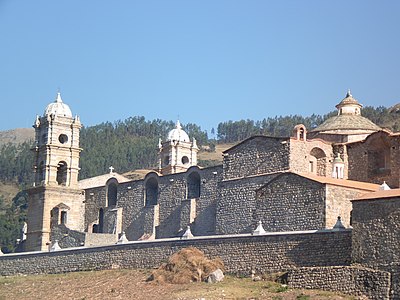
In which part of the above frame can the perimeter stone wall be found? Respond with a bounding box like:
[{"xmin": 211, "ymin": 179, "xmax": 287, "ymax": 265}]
[
  {"xmin": 0, "ymin": 230, "xmax": 351, "ymax": 277},
  {"xmin": 352, "ymin": 197, "xmax": 400, "ymax": 299},
  {"xmin": 288, "ymin": 266, "xmax": 391, "ymax": 300}
]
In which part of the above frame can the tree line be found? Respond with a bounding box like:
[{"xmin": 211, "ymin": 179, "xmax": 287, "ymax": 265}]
[{"xmin": 0, "ymin": 106, "xmax": 399, "ymax": 183}]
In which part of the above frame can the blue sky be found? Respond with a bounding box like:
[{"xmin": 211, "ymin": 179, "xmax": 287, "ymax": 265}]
[{"xmin": 0, "ymin": 1, "xmax": 399, "ymax": 134}]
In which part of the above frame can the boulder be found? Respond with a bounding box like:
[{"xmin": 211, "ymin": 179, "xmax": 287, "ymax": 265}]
[{"xmin": 207, "ymin": 268, "xmax": 224, "ymax": 283}]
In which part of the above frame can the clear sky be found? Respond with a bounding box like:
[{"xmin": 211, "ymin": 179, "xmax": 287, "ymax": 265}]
[{"xmin": 0, "ymin": 1, "xmax": 399, "ymax": 134}]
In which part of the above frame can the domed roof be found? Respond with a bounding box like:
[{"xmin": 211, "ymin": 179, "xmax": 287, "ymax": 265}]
[
  {"xmin": 167, "ymin": 120, "xmax": 190, "ymax": 142},
  {"xmin": 311, "ymin": 114, "xmax": 381, "ymax": 133},
  {"xmin": 311, "ymin": 91, "xmax": 381, "ymax": 134},
  {"xmin": 44, "ymin": 92, "xmax": 73, "ymax": 118}
]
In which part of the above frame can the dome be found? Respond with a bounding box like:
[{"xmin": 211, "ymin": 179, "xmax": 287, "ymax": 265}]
[
  {"xmin": 311, "ymin": 90, "xmax": 381, "ymax": 134},
  {"xmin": 167, "ymin": 120, "xmax": 190, "ymax": 142},
  {"xmin": 44, "ymin": 92, "xmax": 73, "ymax": 118},
  {"xmin": 311, "ymin": 114, "xmax": 381, "ymax": 133}
]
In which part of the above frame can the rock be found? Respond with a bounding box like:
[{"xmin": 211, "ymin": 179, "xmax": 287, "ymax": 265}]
[{"xmin": 207, "ymin": 269, "xmax": 224, "ymax": 283}]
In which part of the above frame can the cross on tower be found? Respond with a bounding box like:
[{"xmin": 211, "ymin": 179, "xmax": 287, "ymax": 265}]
[{"xmin": 109, "ymin": 166, "xmax": 114, "ymax": 174}]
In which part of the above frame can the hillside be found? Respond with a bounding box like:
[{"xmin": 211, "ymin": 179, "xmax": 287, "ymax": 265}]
[{"xmin": 0, "ymin": 128, "xmax": 34, "ymax": 146}]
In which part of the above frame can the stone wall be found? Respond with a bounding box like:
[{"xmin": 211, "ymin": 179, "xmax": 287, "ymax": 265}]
[
  {"xmin": 222, "ymin": 136, "xmax": 290, "ymax": 180},
  {"xmin": 288, "ymin": 266, "xmax": 391, "ymax": 300},
  {"xmin": 289, "ymin": 138, "xmax": 334, "ymax": 177},
  {"xmin": 217, "ymin": 174, "xmax": 278, "ymax": 234},
  {"xmin": 254, "ymin": 173, "xmax": 326, "ymax": 232},
  {"xmin": 85, "ymin": 166, "xmax": 222, "ymax": 241},
  {"xmin": 347, "ymin": 132, "xmax": 400, "ymax": 188},
  {"xmin": 325, "ymin": 185, "xmax": 365, "ymax": 228},
  {"xmin": 352, "ymin": 197, "xmax": 400, "ymax": 299},
  {"xmin": 51, "ymin": 225, "xmax": 85, "ymax": 248},
  {"xmin": 0, "ymin": 230, "xmax": 351, "ymax": 277}
]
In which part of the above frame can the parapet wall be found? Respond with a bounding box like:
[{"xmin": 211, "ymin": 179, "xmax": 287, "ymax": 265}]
[{"xmin": 0, "ymin": 230, "xmax": 351, "ymax": 276}]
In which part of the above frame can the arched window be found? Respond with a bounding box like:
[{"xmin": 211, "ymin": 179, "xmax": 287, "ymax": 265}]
[
  {"xmin": 107, "ymin": 180, "xmax": 118, "ymax": 207},
  {"xmin": 145, "ymin": 177, "xmax": 158, "ymax": 206},
  {"xmin": 309, "ymin": 148, "xmax": 327, "ymax": 176},
  {"xmin": 187, "ymin": 172, "xmax": 201, "ymax": 199},
  {"xmin": 56, "ymin": 161, "xmax": 68, "ymax": 185}
]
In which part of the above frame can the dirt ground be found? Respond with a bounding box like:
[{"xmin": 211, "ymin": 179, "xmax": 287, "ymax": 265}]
[{"xmin": 0, "ymin": 269, "xmax": 355, "ymax": 300}]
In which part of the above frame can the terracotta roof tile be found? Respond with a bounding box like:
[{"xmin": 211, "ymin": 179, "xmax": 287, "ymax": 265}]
[
  {"xmin": 293, "ymin": 172, "xmax": 380, "ymax": 191},
  {"xmin": 353, "ymin": 189, "xmax": 400, "ymax": 201}
]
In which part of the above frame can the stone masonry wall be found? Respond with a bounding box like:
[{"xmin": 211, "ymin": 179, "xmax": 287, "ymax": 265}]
[
  {"xmin": 85, "ymin": 166, "xmax": 222, "ymax": 241},
  {"xmin": 352, "ymin": 197, "xmax": 400, "ymax": 299},
  {"xmin": 0, "ymin": 230, "xmax": 351, "ymax": 277},
  {"xmin": 217, "ymin": 174, "xmax": 278, "ymax": 234},
  {"xmin": 288, "ymin": 266, "xmax": 391, "ymax": 300},
  {"xmin": 347, "ymin": 132, "xmax": 400, "ymax": 188},
  {"xmin": 325, "ymin": 185, "xmax": 365, "ymax": 228},
  {"xmin": 222, "ymin": 136, "xmax": 290, "ymax": 181},
  {"xmin": 289, "ymin": 138, "xmax": 334, "ymax": 177},
  {"xmin": 254, "ymin": 173, "xmax": 326, "ymax": 232}
]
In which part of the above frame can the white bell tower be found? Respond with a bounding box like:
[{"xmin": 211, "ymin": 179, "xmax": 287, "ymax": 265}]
[{"xmin": 158, "ymin": 121, "xmax": 199, "ymax": 175}]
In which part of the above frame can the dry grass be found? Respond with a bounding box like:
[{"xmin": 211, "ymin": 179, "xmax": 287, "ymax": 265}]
[
  {"xmin": 0, "ymin": 269, "xmax": 356, "ymax": 300},
  {"xmin": 148, "ymin": 247, "xmax": 224, "ymax": 284},
  {"xmin": 198, "ymin": 143, "xmax": 235, "ymax": 162}
]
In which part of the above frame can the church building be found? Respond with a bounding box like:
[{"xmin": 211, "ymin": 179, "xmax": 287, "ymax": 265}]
[{"xmin": 25, "ymin": 91, "xmax": 394, "ymax": 251}]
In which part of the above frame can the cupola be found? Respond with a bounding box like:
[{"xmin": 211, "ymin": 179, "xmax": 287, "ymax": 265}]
[
  {"xmin": 44, "ymin": 92, "xmax": 73, "ymax": 118},
  {"xmin": 167, "ymin": 120, "xmax": 190, "ymax": 143}
]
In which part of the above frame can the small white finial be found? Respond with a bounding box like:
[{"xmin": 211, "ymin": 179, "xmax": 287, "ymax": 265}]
[
  {"xmin": 109, "ymin": 166, "xmax": 115, "ymax": 174},
  {"xmin": 379, "ymin": 181, "xmax": 391, "ymax": 191},
  {"xmin": 49, "ymin": 240, "xmax": 61, "ymax": 252},
  {"xmin": 192, "ymin": 137, "xmax": 198, "ymax": 149},
  {"xmin": 181, "ymin": 226, "xmax": 194, "ymax": 239},
  {"xmin": 35, "ymin": 115, "xmax": 40, "ymax": 127},
  {"xmin": 253, "ymin": 220, "xmax": 266, "ymax": 235},
  {"xmin": 116, "ymin": 232, "xmax": 129, "ymax": 244},
  {"xmin": 333, "ymin": 216, "xmax": 346, "ymax": 230},
  {"xmin": 56, "ymin": 92, "xmax": 63, "ymax": 103}
]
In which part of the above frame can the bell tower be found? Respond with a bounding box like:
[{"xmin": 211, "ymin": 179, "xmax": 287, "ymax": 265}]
[
  {"xmin": 25, "ymin": 92, "xmax": 84, "ymax": 251},
  {"xmin": 158, "ymin": 120, "xmax": 199, "ymax": 175}
]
